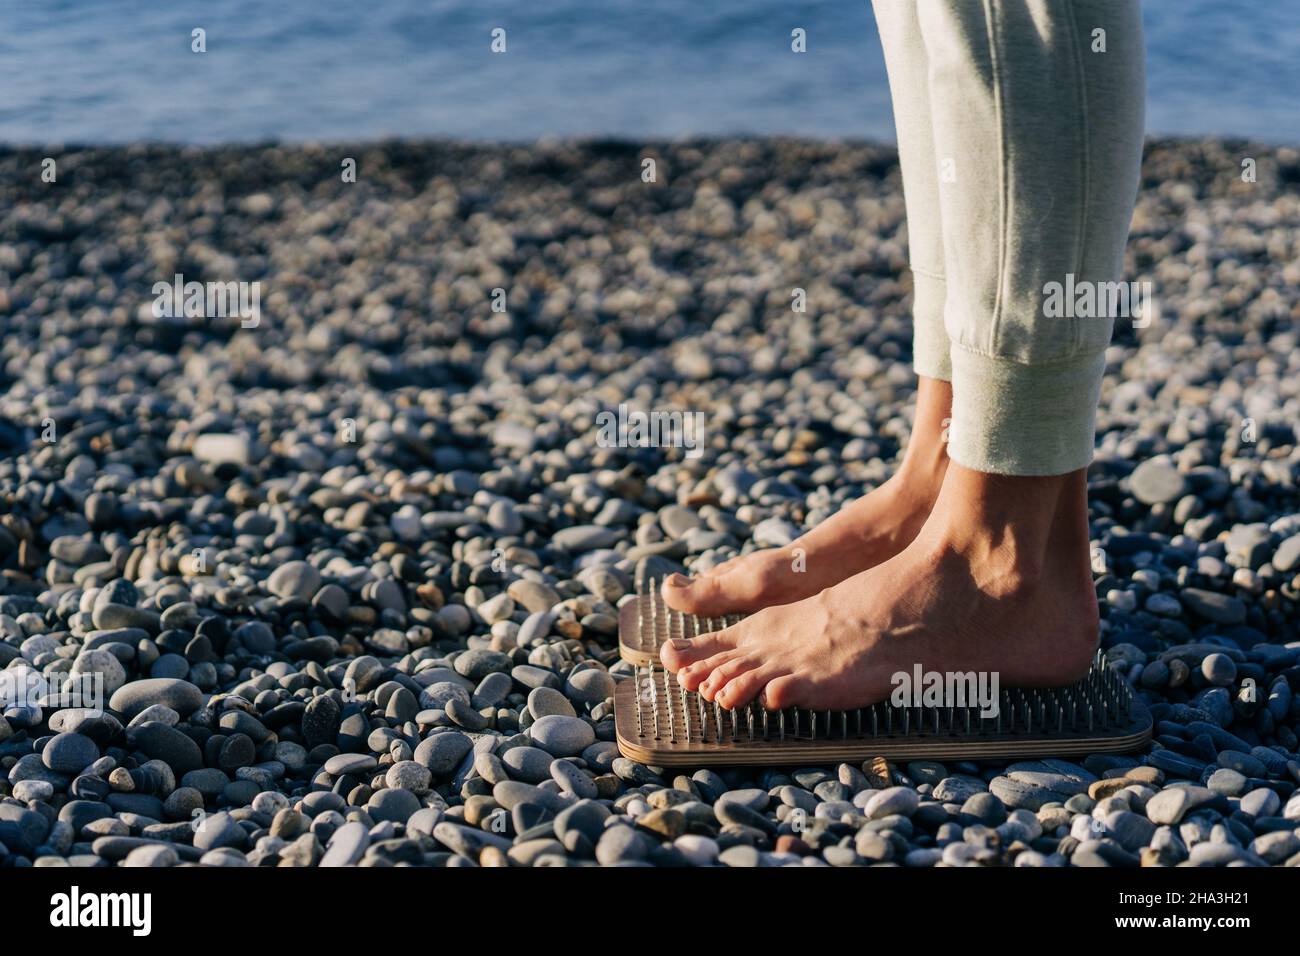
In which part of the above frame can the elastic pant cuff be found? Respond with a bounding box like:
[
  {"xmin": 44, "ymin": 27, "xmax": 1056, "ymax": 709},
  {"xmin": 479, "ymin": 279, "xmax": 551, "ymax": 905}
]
[{"xmin": 947, "ymin": 343, "xmax": 1105, "ymax": 476}]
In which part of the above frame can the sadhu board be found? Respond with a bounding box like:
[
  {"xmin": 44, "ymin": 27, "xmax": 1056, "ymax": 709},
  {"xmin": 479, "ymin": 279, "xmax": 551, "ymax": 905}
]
[{"xmin": 614, "ymin": 587, "xmax": 1152, "ymax": 766}]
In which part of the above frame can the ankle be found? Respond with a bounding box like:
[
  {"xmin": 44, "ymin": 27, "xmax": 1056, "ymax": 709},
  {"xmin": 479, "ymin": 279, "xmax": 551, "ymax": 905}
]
[
  {"xmin": 893, "ymin": 444, "xmax": 948, "ymax": 503},
  {"xmin": 921, "ymin": 463, "xmax": 1099, "ymax": 597},
  {"xmin": 894, "ymin": 375, "xmax": 953, "ymax": 502},
  {"xmin": 923, "ymin": 465, "xmax": 1069, "ymax": 586},
  {"xmin": 921, "ymin": 531, "xmax": 1047, "ymax": 597}
]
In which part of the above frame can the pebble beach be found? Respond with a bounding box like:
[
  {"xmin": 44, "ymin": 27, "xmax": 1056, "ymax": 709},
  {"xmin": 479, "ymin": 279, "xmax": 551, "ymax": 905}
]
[{"xmin": 1, "ymin": 137, "xmax": 1299, "ymax": 868}]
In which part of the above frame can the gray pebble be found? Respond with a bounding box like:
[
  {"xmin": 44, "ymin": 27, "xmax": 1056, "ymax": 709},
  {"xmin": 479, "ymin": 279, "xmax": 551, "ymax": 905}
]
[{"xmin": 529, "ymin": 714, "xmax": 596, "ymax": 757}]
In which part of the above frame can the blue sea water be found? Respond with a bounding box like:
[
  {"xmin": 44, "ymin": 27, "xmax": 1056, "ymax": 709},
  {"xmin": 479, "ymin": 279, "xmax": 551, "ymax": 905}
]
[{"xmin": 0, "ymin": 0, "xmax": 1296, "ymax": 145}]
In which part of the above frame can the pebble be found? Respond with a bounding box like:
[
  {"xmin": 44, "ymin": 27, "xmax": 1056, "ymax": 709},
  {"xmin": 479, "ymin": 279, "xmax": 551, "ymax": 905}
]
[
  {"xmin": 1146, "ymin": 786, "xmax": 1221, "ymax": 825},
  {"xmin": 508, "ymin": 580, "xmax": 560, "ymax": 614},
  {"xmin": 1179, "ymin": 589, "xmax": 1246, "ymax": 625},
  {"xmin": 528, "ymin": 686, "xmax": 577, "ymax": 719},
  {"xmin": 192, "ymin": 433, "xmax": 250, "ymax": 465},
  {"xmin": 323, "ymin": 753, "xmax": 377, "ymax": 776},
  {"xmin": 989, "ymin": 775, "xmax": 1083, "ymax": 811},
  {"xmin": 863, "ymin": 787, "xmax": 920, "ymax": 820},
  {"xmin": 266, "ymin": 561, "xmax": 321, "ymax": 602},
  {"xmin": 368, "ymin": 788, "xmax": 421, "ymax": 823},
  {"xmin": 553, "ymin": 526, "xmax": 621, "ymax": 552},
  {"xmin": 122, "ymin": 845, "xmax": 180, "ymax": 868},
  {"xmin": 434, "ymin": 821, "xmax": 512, "ymax": 859},
  {"xmin": 717, "ymin": 788, "xmax": 770, "ymax": 812},
  {"xmin": 108, "ymin": 678, "xmax": 204, "ymax": 719},
  {"xmin": 1240, "ymin": 788, "xmax": 1281, "ymax": 818},
  {"xmin": 564, "ymin": 668, "xmax": 616, "ymax": 707},
  {"xmin": 529, "ymin": 715, "xmax": 596, "ymax": 757},
  {"xmin": 193, "ymin": 811, "xmax": 245, "ymax": 852},
  {"xmin": 1206, "ymin": 767, "xmax": 1248, "ymax": 797},
  {"xmin": 41, "ymin": 733, "xmax": 99, "ymax": 775},
  {"xmin": 414, "ymin": 732, "xmax": 474, "ymax": 777},
  {"xmin": 128, "ymin": 721, "xmax": 203, "ymax": 774},
  {"xmin": 674, "ymin": 834, "xmax": 719, "ymax": 866},
  {"xmin": 932, "ymin": 776, "xmax": 986, "ymax": 803},
  {"xmin": 596, "ymin": 825, "xmax": 648, "ymax": 865},
  {"xmin": 446, "ymin": 698, "xmax": 489, "ymax": 731},
  {"xmin": 1273, "ymin": 534, "xmax": 1300, "ymax": 573},
  {"xmin": 1129, "ymin": 458, "xmax": 1186, "ymax": 505},
  {"xmin": 961, "ymin": 792, "xmax": 1008, "ymax": 826},
  {"xmin": 320, "ymin": 821, "xmax": 370, "ymax": 867},
  {"xmin": 550, "ymin": 759, "xmax": 598, "ymax": 799},
  {"xmin": 502, "ymin": 746, "xmax": 555, "ymax": 783},
  {"xmin": 1201, "ymin": 653, "xmax": 1237, "ymax": 686}
]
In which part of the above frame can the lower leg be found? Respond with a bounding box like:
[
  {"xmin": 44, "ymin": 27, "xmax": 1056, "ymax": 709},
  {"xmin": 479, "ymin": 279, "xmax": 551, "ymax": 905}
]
[
  {"xmin": 661, "ymin": 3, "xmax": 958, "ymax": 618},
  {"xmin": 661, "ymin": 376, "xmax": 951, "ymax": 616}
]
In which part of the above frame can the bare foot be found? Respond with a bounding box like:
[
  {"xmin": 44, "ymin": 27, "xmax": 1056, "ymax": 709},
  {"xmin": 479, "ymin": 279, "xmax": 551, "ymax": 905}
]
[
  {"xmin": 659, "ymin": 463, "xmax": 1100, "ymax": 711},
  {"xmin": 662, "ymin": 377, "xmax": 952, "ymax": 616}
]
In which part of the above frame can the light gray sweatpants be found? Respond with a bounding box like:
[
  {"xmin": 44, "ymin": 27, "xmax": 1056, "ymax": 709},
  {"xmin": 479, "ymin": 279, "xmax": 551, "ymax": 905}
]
[{"xmin": 872, "ymin": 0, "xmax": 1146, "ymax": 476}]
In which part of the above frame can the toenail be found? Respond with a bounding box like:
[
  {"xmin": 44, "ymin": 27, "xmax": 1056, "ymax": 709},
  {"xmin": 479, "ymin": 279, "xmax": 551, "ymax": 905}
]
[
  {"xmin": 665, "ymin": 573, "xmax": 691, "ymax": 588},
  {"xmin": 668, "ymin": 638, "xmax": 691, "ymax": 650}
]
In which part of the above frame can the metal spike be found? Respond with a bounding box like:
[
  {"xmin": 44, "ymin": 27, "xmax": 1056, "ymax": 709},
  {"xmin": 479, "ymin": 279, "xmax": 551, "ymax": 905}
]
[
  {"xmin": 649, "ymin": 668, "xmax": 660, "ymax": 742},
  {"xmin": 636, "ymin": 593, "xmax": 646, "ymax": 648},
  {"xmin": 649, "ymin": 590, "xmax": 658, "ymax": 645},
  {"xmin": 665, "ymin": 672, "xmax": 676, "ymax": 743},
  {"xmin": 635, "ymin": 665, "xmax": 645, "ymax": 738}
]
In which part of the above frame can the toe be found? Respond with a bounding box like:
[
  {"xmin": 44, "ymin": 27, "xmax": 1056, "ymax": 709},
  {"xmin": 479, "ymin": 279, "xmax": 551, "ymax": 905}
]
[
  {"xmin": 698, "ymin": 656, "xmax": 757, "ymax": 701},
  {"xmin": 761, "ymin": 674, "xmax": 807, "ymax": 711},
  {"xmin": 661, "ymin": 554, "xmax": 778, "ymax": 615},
  {"xmin": 659, "ymin": 628, "xmax": 738, "ymax": 671},
  {"xmin": 661, "ymin": 571, "xmax": 731, "ymax": 614},
  {"xmin": 714, "ymin": 667, "xmax": 772, "ymax": 710},
  {"xmin": 675, "ymin": 650, "xmax": 738, "ymax": 692}
]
